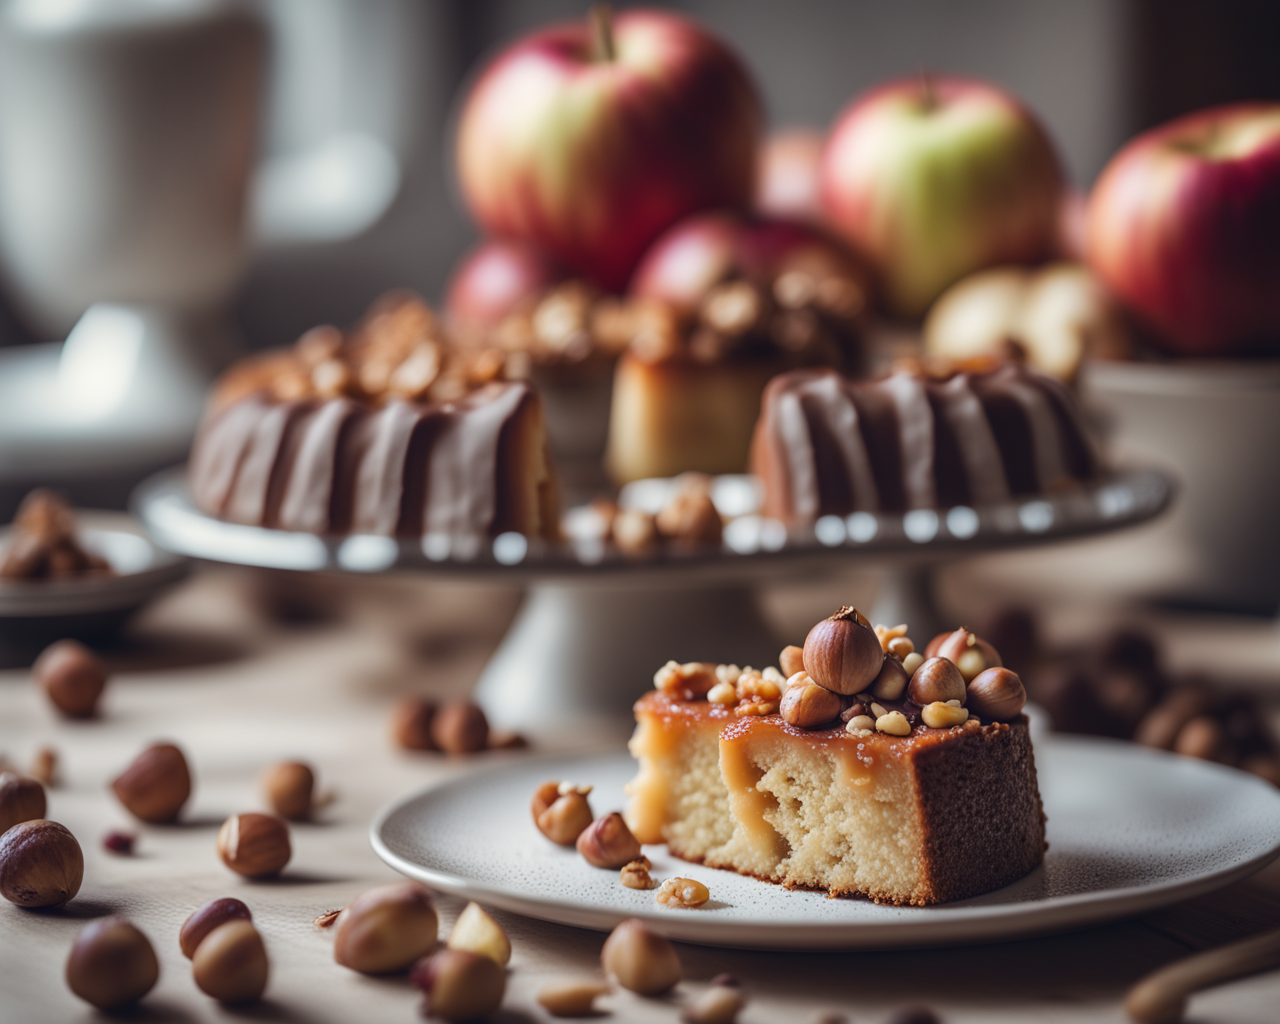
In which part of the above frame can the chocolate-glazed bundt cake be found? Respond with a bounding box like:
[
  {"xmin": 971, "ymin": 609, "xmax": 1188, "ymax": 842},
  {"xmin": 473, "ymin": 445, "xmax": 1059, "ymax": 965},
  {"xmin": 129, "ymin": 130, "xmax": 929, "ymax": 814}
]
[
  {"xmin": 750, "ymin": 360, "xmax": 1095, "ymax": 522},
  {"xmin": 190, "ymin": 293, "xmax": 559, "ymax": 540}
]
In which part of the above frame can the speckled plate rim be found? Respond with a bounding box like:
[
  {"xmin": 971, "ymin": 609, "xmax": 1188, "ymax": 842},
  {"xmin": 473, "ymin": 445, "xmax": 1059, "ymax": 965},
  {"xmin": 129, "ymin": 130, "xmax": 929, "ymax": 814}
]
[{"xmin": 370, "ymin": 738, "xmax": 1280, "ymax": 950}]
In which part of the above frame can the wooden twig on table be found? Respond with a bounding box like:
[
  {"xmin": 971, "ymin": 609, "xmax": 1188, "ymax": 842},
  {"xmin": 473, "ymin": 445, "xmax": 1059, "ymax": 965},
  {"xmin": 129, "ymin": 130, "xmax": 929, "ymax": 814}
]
[{"xmin": 1126, "ymin": 926, "xmax": 1280, "ymax": 1023}]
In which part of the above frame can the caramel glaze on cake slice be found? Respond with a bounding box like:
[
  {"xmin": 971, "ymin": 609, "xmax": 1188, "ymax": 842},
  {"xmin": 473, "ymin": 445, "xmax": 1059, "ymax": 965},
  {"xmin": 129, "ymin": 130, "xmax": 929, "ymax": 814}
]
[
  {"xmin": 625, "ymin": 616, "xmax": 1046, "ymax": 906},
  {"xmin": 751, "ymin": 358, "xmax": 1096, "ymax": 522},
  {"xmin": 628, "ymin": 693, "xmax": 1044, "ymax": 906},
  {"xmin": 189, "ymin": 292, "xmax": 559, "ymax": 540}
]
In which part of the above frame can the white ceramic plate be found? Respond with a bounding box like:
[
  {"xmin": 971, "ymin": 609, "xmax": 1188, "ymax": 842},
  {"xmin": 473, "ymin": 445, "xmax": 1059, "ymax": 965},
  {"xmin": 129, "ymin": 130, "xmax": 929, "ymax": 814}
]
[{"xmin": 372, "ymin": 736, "xmax": 1280, "ymax": 950}]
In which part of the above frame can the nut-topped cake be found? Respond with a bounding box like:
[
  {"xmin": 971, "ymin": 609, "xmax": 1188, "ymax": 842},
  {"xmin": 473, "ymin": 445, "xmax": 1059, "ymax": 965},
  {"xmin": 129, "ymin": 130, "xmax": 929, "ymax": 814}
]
[
  {"xmin": 626, "ymin": 609, "xmax": 1045, "ymax": 905},
  {"xmin": 190, "ymin": 292, "xmax": 559, "ymax": 541}
]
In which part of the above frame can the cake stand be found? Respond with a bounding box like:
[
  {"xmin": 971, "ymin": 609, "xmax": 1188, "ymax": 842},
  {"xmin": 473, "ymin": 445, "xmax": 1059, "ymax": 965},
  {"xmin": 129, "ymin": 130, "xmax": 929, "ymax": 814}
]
[{"xmin": 133, "ymin": 467, "xmax": 1172, "ymax": 739}]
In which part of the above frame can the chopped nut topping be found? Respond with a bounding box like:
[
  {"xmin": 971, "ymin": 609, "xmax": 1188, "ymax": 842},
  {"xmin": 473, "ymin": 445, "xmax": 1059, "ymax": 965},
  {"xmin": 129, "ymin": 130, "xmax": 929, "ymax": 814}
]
[
  {"xmin": 734, "ymin": 699, "xmax": 778, "ymax": 717},
  {"xmin": 707, "ymin": 681, "xmax": 737, "ymax": 705},
  {"xmin": 873, "ymin": 623, "xmax": 909, "ymax": 652},
  {"xmin": 921, "ymin": 702, "xmax": 970, "ymax": 729},
  {"xmin": 902, "ymin": 652, "xmax": 925, "ymax": 675},
  {"xmin": 846, "ymin": 715, "xmax": 876, "ymax": 734},
  {"xmin": 620, "ymin": 857, "xmax": 657, "ymax": 890},
  {"xmin": 715, "ymin": 664, "xmax": 742, "ymax": 686},
  {"xmin": 762, "ymin": 666, "xmax": 786, "ymax": 685},
  {"xmin": 875, "ymin": 710, "xmax": 912, "ymax": 736},
  {"xmin": 656, "ymin": 877, "xmax": 710, "ymax": 909},
  {"xmin": 655, "ymin": 661, "xmax": 717, "ymax": 699},
  {"xmin": 887, "ymin": 636, "xmax": 915, "ymax": 659},
  {"xmin": 736, "ymin": 672, "xmax": 781, "ymax": 702},
  {"xmin": 869, "ymin": 702, "xmax": 888, "ymax": 719},
  {"xmin": 785, "ymin": 670, "xmax": 812, "ymax": 689}
]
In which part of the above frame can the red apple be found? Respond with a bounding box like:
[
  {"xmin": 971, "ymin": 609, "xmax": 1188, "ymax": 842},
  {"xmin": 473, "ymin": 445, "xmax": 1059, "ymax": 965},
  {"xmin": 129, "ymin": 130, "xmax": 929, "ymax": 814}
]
[
  {"xmin": 1086, "ymin": 103, "xmax": 1280, "ymax": 356},
  {"xmin": 630, "ymin": 209, "xmax": 868, "ymax": 316},
  {"xmin": 820, "ymin": 75, "xmax": 1062, "ymax": 319},
  {"xmin": 455, "ymin": 6, "xmax": 760, "ymax": 293},
  {"xmin": 756, "ymin": 128, "xmax": 826, "ymax": 223},
  {"xmin": 445, "ymin": 239, "xmax": 567, "ymax": 333}
]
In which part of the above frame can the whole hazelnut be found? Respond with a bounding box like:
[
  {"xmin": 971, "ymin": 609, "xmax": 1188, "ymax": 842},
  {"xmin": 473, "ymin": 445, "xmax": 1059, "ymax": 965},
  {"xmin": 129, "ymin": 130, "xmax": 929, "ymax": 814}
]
[
  {"xmin": 0, "ymin": 818, "xmax": 83, "ymax": 907},
  {"xmin": 192, "ymin": 919, "xmax": 269, "ymax": 1003},
  {"xmin": 869, "ymin": 656, "xmax": 910, "ymax": 701},
  {"xmin": 933, "ymin": 628, "xmax": 1002, "ymax": 682},
  {"xmin": 390, "ymin": 697, "xmax": 437, "ymax": 751},
  {"xmin": 112, "ymin": 743, "xmax": 192, "ymax": 823},
  {"xmin": 1134, "ymin": 687, "xmax": 1213, "ymax": 750},
  {"xmin": 217, "ymin": 813, "xmax": 291, "ymax": 879},
  {"xmin": 779, "ymin": 644, "xmax": 805, "ymax": 678},
  {"xmin": 907, "ymin": 657, "xmax": 966, "ymax": 706},
  {"xmin": 802, "ymin": 607, "xmax": 884, "ymax": 696},
  {"xmin": 1174, "ymin": 716, "xmax": 1224, "ymax": 761},
  {"xmin": 333, "ymin": 882, "xmax": 438, "ymax": 974},
  {"xmin": 0, "ymin": 771, "xmax": 46, "ymax": 834},
  {"xmin": 965, "ymin": 667, "xmax": 1026, "ymax": 721},
  {"xmin": 65, "ymin": 917, "xmax": 159, "ymax": 1010},
  {"xmin": 430, "ymin": 700, "xmax": 490, "ymax": 754},
  {"xmin": 779, "ymin": 683, "xmax": 844, "ymax": 729},
  {"xmin": 33, "ymin": 639, "xmax": 107, "ymax": 718},
  {"xmin": 576, "ymin": 812, "xmax": 642, "ymax": 868},
  {"xmin": 601, "ymin": 918, "xmax": 681, "ymax": 995},
  {"xmin": 260, "ymin": 761, "xmax": 314, "ymax": 820},
  {"xmin": 446, "ymin": 901, "xmax": 511, "ymax": 966},
  {"xmin": 180, "ymin": 897, "xmax": 253, "ymax": 958},
  {"xmin": 409, "ymin": 948, "xmax": 506, "ymax": 1022},
  {"xmin": 532, "ymin": 781, "xmax": 594, "ymax": 846}
]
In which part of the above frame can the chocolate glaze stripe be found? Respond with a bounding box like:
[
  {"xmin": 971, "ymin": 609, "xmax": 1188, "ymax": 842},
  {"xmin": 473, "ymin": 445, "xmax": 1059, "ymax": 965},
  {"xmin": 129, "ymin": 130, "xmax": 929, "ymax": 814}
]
[
  {"xmin": 882, "ymin": 372, "xmax": 937, "ymax": 510},
  {"xmin": 930, "ymin": 374, "xmax": 1010, "ymax": 507}
]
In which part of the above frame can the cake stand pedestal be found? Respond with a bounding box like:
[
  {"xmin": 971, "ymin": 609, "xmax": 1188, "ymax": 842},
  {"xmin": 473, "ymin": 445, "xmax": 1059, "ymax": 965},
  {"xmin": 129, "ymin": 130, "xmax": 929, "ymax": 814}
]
[{"xmin": 134, "ymin": 468, "xmax": 1172, "ymax": 739}]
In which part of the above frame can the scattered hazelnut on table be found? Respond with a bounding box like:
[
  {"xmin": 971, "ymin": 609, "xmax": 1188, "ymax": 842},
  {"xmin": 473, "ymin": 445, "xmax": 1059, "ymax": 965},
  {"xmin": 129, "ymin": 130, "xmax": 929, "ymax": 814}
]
[
  {"xmin": 332, "ymin": 882, "xmax": 438, "ymax": 974},
  {"xmin": 33, "ymin": 639, "xmax": 107, "ymax": 719},
  {"xmin": 390, "ymin": 697, "xmax": 437, "ymax": 751},
  {"xmin": 907, "ymin": 657, "xmax": 967, "ymax": 706},
  {"xmin": 217, "ymin": 813, "xmax": 291, "ymax": 879},
  {"xmin": 780, "ymin": 682, "xmax": 844, "ymax": 729},
  {"xmin": 102, "ymin": 831, "xmax": 135, "ymax": 855},
  {"xmin": 577, "ymin": 812, "xmax": 642, "ymax": 868},
  {"xmin": 681, "ymin": 983, "xmax": 746, "ymax": 1024},
  {"xmin": 192, "ymin": 919, "xmax": 269, "ymax": 1003},
  {"xmin": 0, "ymin": 771, "xmax": 46, "ymax": 834},
  {"xmin": 601, "ymin": 918, "xmax": 681, "ymax": 995},
  {"xmin": 965, "ymin": 666, "xmax": 1026, "ymax": 721},
  {"xmin": 803, "ymin": 606, "xmax": 884, "ymax": 695},
  {"xmin": 410, "ymin": 948, "xmax": 506, "ymax": 1022},
  {"xmin": 620, "ymin": 856, "xmax": 657, "ymax": 890},
  {"xmin": 0, "ymin": 818, "xmax": 83, "ymax": 907},
  {"xmin": 28, "ymin": 746, "xmax": 57, "ymax": 786},
  {"xmin": 1174, "ymin": 716, "xmax": 1224, "ymax": 760},
  {"xmin": 65, "ymin": 917, "xmax": 159, "ymax": 1010},
  {"xmin": 431, "ymin": 699, "xmax": 490, "ymax": 754},
  {"xmin": 886, "ymin": 1005, "xmax": 943, "ymax": 1024},
  {"xmin": 532, "ymin": 781, "xmax": 595, "ymax": 845},
  {"xmin": 537, "ymin": 978, "xmax": 612, "ymax": 1017},
  {"xmin": 260, "ymin": 761, "xmax": 314, "ymax": 820},
  {"xmin": 656, "ymin": 876, "xmax": 710, "ymax": 909},
  {"xmin": 446, "ymin": 901, "xmax": 511, "ymax": 966},
  {"xmin": 180, "ymin": 897, "xmax": 253, "ymax": 959},
  {"xmin": 112, "ymin": 743, "xmax": 192, "ymax": 823}
]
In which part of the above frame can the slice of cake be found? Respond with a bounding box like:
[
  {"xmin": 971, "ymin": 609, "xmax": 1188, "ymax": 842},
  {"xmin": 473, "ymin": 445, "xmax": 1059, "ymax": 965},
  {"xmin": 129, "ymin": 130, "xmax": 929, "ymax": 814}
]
[
  {"xmin": 189, "ymin": 292, "xmax": 560, "ymax": 541},
  {"xmin": 750, "ymin": 358, "xmax": 1095, "ymax": 522},
  {"xmin": 626, "ymin": 610, "xmax": 1045, "ymax": 905}
]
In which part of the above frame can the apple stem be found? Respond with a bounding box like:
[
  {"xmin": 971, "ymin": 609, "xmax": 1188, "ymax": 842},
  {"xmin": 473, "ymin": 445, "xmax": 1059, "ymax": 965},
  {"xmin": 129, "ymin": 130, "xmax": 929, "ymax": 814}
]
[
  {"xmin": 590, "ymin": 4, "xmax": 615, "ymax": 63},
  {"xmin": 920, "ymin": 70, "xmax": 938, "ymax": 112}
]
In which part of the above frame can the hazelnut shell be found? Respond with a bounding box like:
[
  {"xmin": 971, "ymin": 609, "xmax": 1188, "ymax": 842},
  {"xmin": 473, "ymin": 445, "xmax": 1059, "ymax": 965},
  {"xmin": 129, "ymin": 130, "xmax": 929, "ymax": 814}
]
[
  {"xmin": 965, "ymin": 667, "xmax": 1027, "ymax": 721},
  {"xmin": 390, "ymin": 698, "xmax": 437, "ymax": 751},
  {"xmin": 112, "ymin": 743, "xmax": 192, "ymax": 823},
  {"xmin": 34, "ymin": 639, "xmax": 106, "ymax": 718},
  {"xmin": 217, "ymin": 813, "xmax": 291, "ymax": 879},
  {"xmin": 260, "ymin": 761, "xmax": 314, "ymax": 821},
  {"xmin": 65, "ymin": 917, "xmax": 159, "ymax": 1010},
  {"xmin": 430, "ymin": 700, "xmax": 489, "ymax": 754},
  {"xmin": 907, "ymin": 657, "xmax": 967, "ymax": 706},
  {"xmin": 0, "ymin": 771, "xmax": 46, "ymax": 835},
  {"xmin": 410, "ymin": 948, "xmax": 506, "ymax": 1022},
  {"xmin": 602, "ymin": 918, "xmax": 681, "ymax": 995},
  {"xmin": 181, "ymin": 897, "xmax": 253, "ymax": 959},
  {"xmin": 802, "ymin": 607, "xmax": 884, "ymax": 696},
  {"xmin": 779, "ymin": 683, "xmax": 844, "ymax": 729},
  {"xmin": 0, "ymin": 818, "xmax": 83, "ymax": 908},
  {"xmin": 192, "ymin": 919, "xmax": 269, "ymax": 1003},
  {"xmin": 333, "ymin": 882, "xmax": 438, "ymax": 974},
  {"xmin": 576, "ymin": 812, "xmax": 642, "ymax": 868}
]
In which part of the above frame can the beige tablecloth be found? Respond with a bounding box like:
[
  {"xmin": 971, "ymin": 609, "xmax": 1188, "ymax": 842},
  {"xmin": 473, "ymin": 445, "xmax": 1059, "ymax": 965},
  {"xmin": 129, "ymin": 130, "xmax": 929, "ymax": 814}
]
[{"xmin": 1, "ymin": 560, "xmax": 1278, "ymax": 1023}]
